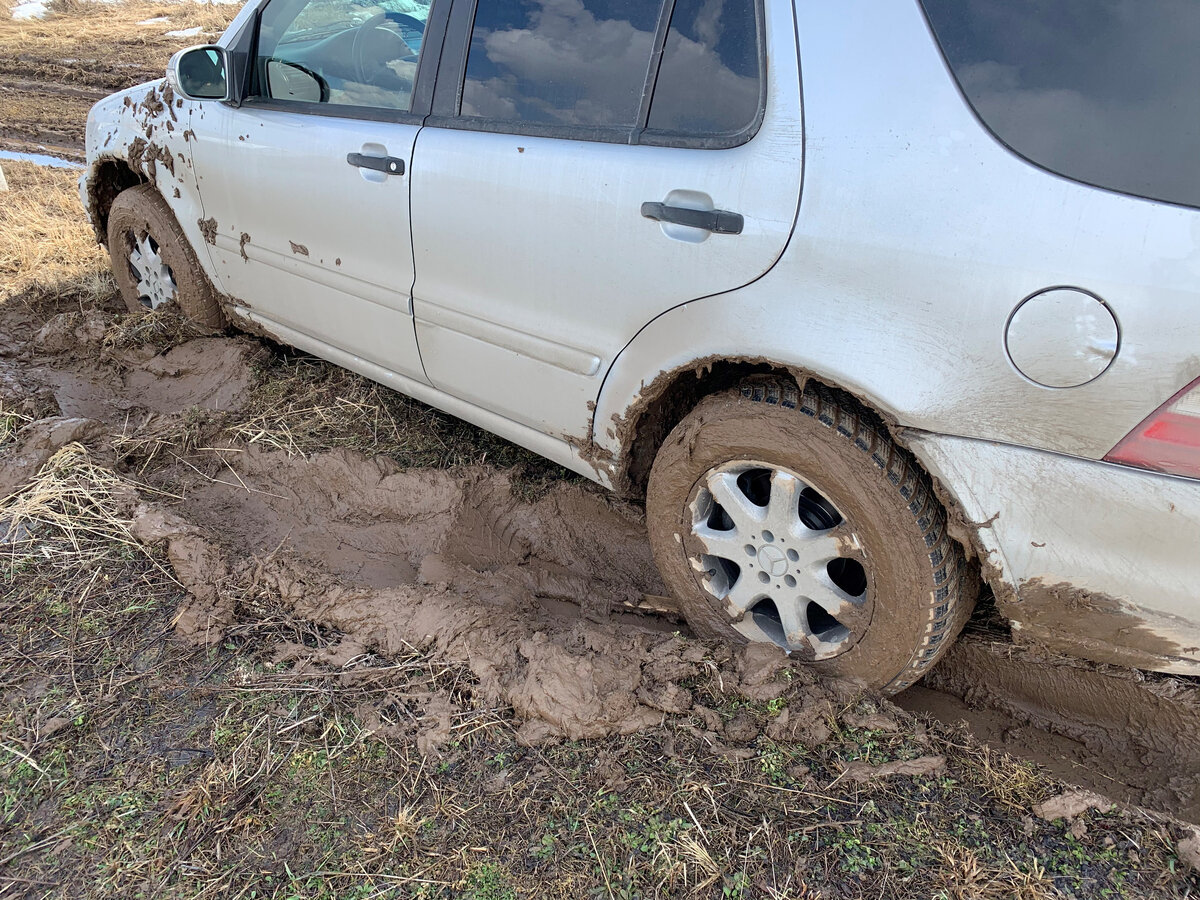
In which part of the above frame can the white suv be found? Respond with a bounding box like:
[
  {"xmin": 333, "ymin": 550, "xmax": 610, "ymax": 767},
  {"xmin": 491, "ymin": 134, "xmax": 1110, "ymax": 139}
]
[{"xmin": 82, "ymin": 0, "xmax": 1200, "ymax": 692}]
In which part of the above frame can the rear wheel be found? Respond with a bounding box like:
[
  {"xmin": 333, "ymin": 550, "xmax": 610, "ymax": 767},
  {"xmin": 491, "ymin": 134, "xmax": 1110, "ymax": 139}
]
[
  {"xmin": 107, "ymin": 184, "xmax": 226, "ymax": 330},
  {"xmin": 646, "ymin": 379, "xmax": 975, "ymax": 693}
]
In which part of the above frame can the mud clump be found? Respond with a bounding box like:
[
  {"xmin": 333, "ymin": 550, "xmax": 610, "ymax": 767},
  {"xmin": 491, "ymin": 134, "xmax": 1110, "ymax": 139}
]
[
  {"xmin": 116, "ymin": 443, "xmax": 881, "ymax": 747},
  {"xmin": 32, "ymin": 310, "xmax": 108, "ymax": 354},
  {"xmin": 1033, "ymin": 790, "xmax": 1115, "ymax": 822},
  {"xmin": 841, "ymin": 754, "xmax": 947, "ymax": 783}
]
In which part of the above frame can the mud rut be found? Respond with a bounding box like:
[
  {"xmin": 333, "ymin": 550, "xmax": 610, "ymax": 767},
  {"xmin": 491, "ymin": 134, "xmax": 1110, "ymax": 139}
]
[
  {"xmin": 0, "ymin": 74, "xmax": 125, "ymax": 162},
  {"xmin": 4, "ymin": 301, "xmax": 1200, "ymax": 822}
]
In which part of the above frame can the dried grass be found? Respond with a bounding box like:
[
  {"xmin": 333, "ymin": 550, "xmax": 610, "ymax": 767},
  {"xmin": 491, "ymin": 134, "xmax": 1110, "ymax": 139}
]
[
  {"xmin": 0, "ymin": 0, "xmax": 242, "ymax": 78},
  {"xmin": 933, "ymin": 841, "xmax": 1065, "ymax": 900},
  {"xmin": 0, "ymin": 398, "xmax": 37, "ymax": 447},
  {"xmin": 227, "ymin": 350, "xmax": 579, "ymax": 497},
  {"xmin": 0, "ymin": 159, "xmax": 114, "ymax": 306},
  {"xmin": 0, "ymin": 443, "xmax": 135, "ymax": 552},
  {"xmin": 100, "ymin": 305, "xmax": 210, "ymax": 353}
]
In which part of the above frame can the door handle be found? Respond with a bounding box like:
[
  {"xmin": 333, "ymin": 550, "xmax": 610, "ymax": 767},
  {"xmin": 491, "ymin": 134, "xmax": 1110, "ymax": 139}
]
[
  {"xmin": 641, "ymin": 201, "xmax": 743, "ymax": 235},
  {"xmin": 347, "ymin": 152, "xmax": 405, "ymax": 175}
]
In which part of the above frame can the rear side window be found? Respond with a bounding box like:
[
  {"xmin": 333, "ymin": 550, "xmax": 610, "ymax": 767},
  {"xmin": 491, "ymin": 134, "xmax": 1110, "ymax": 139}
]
[
  {"xmin": 461, "ymin": 0, "xmax": 658, "ymax": 128},
  {"xmin": 921, "ymin": 0, "xmax": 1200, "ymax": 209},
  {"xmin": 458, "ymin": 0, "xmax": 763, "ymax": 146},
  {"xmin": 646, "ymin": 0, "xmax": 762, "ymax": 140}
]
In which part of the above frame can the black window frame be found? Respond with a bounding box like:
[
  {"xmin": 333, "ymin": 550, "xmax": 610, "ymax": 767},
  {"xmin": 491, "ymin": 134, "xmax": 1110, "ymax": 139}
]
[
  {"xmin": 425, "ymin": 0, "xmax": 767, "ymax": 150},
  {"xmin": 224, "ymin": 0, "xmax": 452, "ymax": 125}
]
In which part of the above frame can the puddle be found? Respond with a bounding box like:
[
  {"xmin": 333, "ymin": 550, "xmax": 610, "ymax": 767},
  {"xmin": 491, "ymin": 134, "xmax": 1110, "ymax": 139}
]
[{"xmin": 0, "ymin": 149, "xmax": 85, "ymax": 169}]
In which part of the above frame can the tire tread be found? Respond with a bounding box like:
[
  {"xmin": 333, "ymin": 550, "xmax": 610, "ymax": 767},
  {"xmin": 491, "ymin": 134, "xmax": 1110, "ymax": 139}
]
[
  {"xmin": 107, "ymin": 184, "xmax": 226, "ymax": 331},
  {"xmin": 738, "ymin": 378, "xmax": 975, "ymax": 691}
]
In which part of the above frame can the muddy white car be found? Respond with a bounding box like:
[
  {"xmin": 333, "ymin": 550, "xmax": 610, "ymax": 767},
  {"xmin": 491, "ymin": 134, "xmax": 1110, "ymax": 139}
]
[{"xmin": 81, "ymin": 0, "xmax": 1200, "ymax": 692}]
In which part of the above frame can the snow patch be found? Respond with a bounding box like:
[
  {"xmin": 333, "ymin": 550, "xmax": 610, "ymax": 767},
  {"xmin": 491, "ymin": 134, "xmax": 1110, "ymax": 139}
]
[
  {"xmin": 165, "ymin": 25, "xmax": 202, "ymax": 36},
  {"xmin": 11, "ymin": 0, "xmax": 49, "ymax": 19},
  {"xmin": 138, "ymin": 15, "xmax": 169, "ymax": 24}
]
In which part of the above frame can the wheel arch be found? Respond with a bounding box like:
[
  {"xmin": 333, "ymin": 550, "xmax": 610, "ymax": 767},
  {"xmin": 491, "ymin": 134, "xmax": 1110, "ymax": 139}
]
[
  {"xmin": 595, "ymin": 351, "xmax": 997, "ymax": 599},
  {"xmin": 610, "ymin": 358, "xmax": 896, "ymax": 497},
  {"xmin": 83, "ymin": 157, "xmax": 147, "ymax": 245}
]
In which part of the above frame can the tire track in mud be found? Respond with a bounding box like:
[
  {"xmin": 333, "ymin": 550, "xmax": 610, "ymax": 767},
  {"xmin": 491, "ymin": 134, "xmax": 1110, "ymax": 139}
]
[
  {"xmin": 4, "ymin": 302, "xmax": 1200, "ymax": 821},
  {"xmin": 0, "ymin": 65, "xmax": 164, "ymax": 161},
  {"xmin": 902, "ymin": 640, "xmax": 1200, "ymax": 823},
  {"xmin": 0, "ymin": 77, "xmax": 97, "ymax": 161}
]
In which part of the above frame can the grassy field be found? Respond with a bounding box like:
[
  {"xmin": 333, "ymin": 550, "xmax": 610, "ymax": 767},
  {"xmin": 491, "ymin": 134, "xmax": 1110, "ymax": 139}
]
[
  {"xmin": 2, "ymin": 112, "xmax": 1200, "ymax": 900},
  {"xmin": 0, "ymin": 0, "xmax": 243, "ymax": 159}
]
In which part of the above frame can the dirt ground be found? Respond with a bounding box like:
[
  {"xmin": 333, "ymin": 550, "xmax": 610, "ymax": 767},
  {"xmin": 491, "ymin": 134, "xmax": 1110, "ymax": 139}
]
[
  {"xmin": 0, "ymin": 0, "xmax": 241, "ymax": 160},
  {"xmin": 4, "ymin": 155, "xmax": 1200, "ymax": 900}
]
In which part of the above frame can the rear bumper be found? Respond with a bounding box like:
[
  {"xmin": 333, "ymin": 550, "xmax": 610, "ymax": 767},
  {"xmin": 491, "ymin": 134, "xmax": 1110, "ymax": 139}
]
[{"xmin": 906, "ymin": 431, "xmax": 1200, "ymax": 675}]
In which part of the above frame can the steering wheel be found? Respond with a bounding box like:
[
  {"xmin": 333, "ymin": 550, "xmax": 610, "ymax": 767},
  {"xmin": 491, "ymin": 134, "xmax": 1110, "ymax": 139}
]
[
  {"xmin": 351, "ymin": 12, "xmax": 416, "ymax": 85},
  {"xmin": 388, "ymin": 11, "xmax": 427, "ymax": 49}
]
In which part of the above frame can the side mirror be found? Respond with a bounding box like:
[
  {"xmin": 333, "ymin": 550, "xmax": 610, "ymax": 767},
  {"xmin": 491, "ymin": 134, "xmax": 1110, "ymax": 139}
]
[{"xmin": 167, "ymin": 45, "xmax": 229, "ymax": 101}]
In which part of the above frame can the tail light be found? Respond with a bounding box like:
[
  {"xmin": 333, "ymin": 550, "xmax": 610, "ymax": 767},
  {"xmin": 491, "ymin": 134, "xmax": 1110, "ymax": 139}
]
[{"xmin": 1105, "ymin": 376, "xmax": 1200, "ymax": 479}]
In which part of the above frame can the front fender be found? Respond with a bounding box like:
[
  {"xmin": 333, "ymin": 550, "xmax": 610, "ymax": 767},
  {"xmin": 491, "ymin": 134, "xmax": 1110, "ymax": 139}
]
[{"xmin": 80, "ymin": 80, "xmax": 210, "ymax": 261}]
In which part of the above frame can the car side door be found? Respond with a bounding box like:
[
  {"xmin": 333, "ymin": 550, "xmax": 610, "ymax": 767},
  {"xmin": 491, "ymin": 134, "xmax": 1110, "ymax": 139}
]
[
  {"xmin": 190, "ymin": 0, "xmax": 448, "ymax": 383},
  {"xmin": 408, "ymin": 0, "xmax": 803, "ymax": 438}
]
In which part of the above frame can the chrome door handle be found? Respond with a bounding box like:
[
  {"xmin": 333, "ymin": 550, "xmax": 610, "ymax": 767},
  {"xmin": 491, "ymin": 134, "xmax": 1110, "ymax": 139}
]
[
  {"xmin": 347, "ymin": 152, "xmax": 405, "ymax": 175},
  {"xmin": 641, "ymin": 201, "xmax": 743, "ymax": 235}
]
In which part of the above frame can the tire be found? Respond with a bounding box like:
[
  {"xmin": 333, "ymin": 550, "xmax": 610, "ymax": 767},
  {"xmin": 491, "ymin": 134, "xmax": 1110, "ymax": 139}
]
[
  {"xmin": 646, "ymin": 379, "xmax": 976, "ymax": 693},
  {"xmin": 106, "ymin": 184, "xmax": 226, "ymax": 331}
]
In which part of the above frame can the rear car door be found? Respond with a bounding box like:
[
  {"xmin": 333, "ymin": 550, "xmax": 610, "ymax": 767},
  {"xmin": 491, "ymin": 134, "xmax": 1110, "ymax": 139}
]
[
  {"xmin": 191, "ymin": 0, "xmax": 447, "ymax": 382},
  {"xmin": 409, "ymin": 0, "xmax": 803, "ymax": 437}
]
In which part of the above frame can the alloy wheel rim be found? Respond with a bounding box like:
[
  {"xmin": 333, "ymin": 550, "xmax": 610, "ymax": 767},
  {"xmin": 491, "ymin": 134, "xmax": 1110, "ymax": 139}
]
[
  {"xmin": 128, "ymin": 232, "xmax": 176, "ymax": 310},
  {"xmin": 686, "ymin": 460, "xmax": 871, "ymax": 660}
]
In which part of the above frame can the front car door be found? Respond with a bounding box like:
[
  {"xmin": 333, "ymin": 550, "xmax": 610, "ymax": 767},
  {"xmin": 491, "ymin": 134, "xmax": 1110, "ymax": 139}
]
[
  {"xmin": 409, "ymin": 0, "xmax": 803, "ymax": 437},
  {"xmin": 191, "ymin": 0, "xmax": 448, "ymax": 382}
]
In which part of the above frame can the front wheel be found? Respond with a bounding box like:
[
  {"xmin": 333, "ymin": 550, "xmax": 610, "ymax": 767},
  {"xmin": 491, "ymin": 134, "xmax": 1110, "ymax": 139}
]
[
  {"xmin": 646, "ymin": 379, "xmax": 975, "ymax": 693},
  {"xmin": 106, "ymin": 184, "xmax": 226, "ymax": 331}
]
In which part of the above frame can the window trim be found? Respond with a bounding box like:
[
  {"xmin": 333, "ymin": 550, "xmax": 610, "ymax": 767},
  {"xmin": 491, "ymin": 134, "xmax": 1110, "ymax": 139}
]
[
  {"xmin": 917, "ymin": 0, "xmax": 1200, "ymax": 213},
  {"xmin": 226, "ymin": 0, "xmax": 451, "ymax": 124},
  {"xmin": 427, "ymin": 0, "xmax": 767, "ymax": 150}
]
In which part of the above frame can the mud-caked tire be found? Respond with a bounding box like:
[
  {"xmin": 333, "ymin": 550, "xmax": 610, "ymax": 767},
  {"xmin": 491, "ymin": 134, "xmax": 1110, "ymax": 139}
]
[
  {"xmin": 646, "ymin": 379, "xmax": 976, "ymax": 694},
  {"xmin": 106, "ymin": 184, "xmax": 226, "ymax": 330}
]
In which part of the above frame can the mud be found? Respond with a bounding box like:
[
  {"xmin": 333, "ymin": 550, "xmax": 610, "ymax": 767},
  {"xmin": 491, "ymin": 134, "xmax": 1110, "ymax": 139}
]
[
  {"xmin": 0, "ymin": 77, "xmax": 102, "ymax": 161},
  {"xmin": 1005, "ymin": 577, "xmax": 1188, "ymax": 670},
  {"xmin": 21, "ymin": 312, "xmax": 259, "ymax": 422},
  {"xmin": 901, "ymin": 637, "xmax": 1200, "ymax": 823},
  {"xmin": 0, "ymin": 416, "xmax": 101, "ymax": 499},
  {"xmin": 6, "ymin": 299, "xmax": 1200, "ymax": 818},
  {"xmin": 2, "ymin": 301, "xmax": 851, "ymax": 750},
  {"xmin": 198, "ymin": 217, "xmax": 217, "ymax": 245}
]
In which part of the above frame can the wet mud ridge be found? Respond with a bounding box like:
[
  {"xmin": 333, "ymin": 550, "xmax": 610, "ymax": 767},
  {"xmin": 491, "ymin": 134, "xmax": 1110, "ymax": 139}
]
[
  {"xmin": 903, "ymin": 639, "xmax": 1200, "ymax": 823},
  {"xmin": 4, "ymin": 301, "xmax": 1200, "ymax": 822}
]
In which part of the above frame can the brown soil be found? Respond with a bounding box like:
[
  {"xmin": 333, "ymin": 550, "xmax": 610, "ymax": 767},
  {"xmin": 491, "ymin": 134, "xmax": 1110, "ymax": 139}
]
[
  {"xmin": 6, "ymin": 293, "xmax": 1200, "ymax": 896},
  {"xmin": 901, "ymin": 638, "xmax": 1200, "ymax": 822},
  {"xmin": 0, "ymin": 0, "xmax": 243, "ymax": 161},
  {"xmin": 0, "ymin": 79, "xmax": 105, "ymax": 159},
  {"xmin": 5, "ymin": 287, "xmax": 1200, "ymax": 833}
]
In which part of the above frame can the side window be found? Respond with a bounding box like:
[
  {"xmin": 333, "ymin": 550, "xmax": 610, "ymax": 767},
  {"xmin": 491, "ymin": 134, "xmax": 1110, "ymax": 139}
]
[
  {"xmin": 646, "ymin": 0, "xmax": 762, "ymax": 140},
  {"xmin": 460, "ymin": 0, "xmax": 660, "ymax": 128},
  {"xmin": 255, "ymin": 0, "xmax": 436, "ymax": 111},
  {"xmin": 921, "ymin": 0, "xmax": 1200, "ymax": 209}
]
